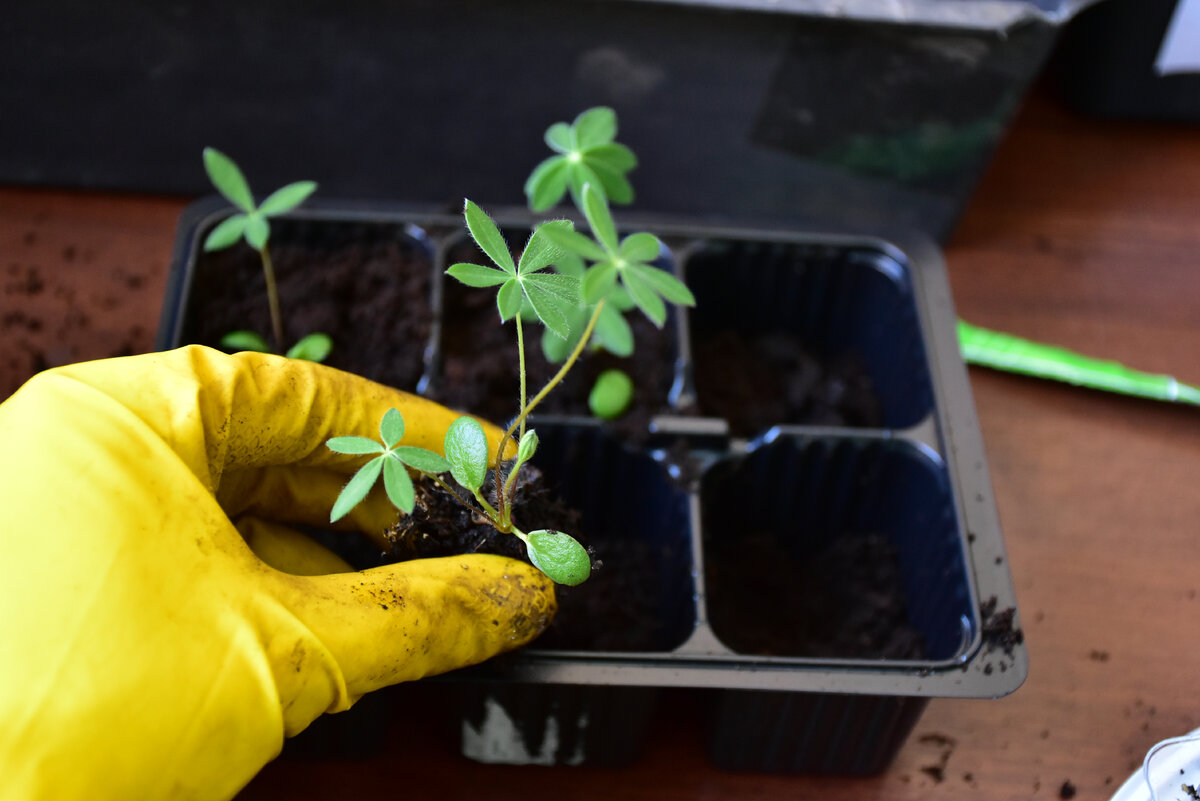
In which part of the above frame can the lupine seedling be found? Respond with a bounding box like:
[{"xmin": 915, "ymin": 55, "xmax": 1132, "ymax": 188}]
[
  {"xmin": 201, "ymin": 147, "xmax": 331, "ymax": 362},
  {"xmin": 327, "ymin": 107, "xmax": 694, "ymax": 586}
]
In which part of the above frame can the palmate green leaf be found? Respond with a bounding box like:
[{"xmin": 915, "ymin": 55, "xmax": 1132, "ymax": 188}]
[
  {"xmin": 573, "ymin": 107, "xmax": 617, "ymax": 149},
  {"xmin": 447, "ymin": 262, "xmax": 510, "ymax": 288},
  {"xmin": 538, "ymin": 225, "xmax": 607, "ymax": 262},
  {"xmin": 286, "ymin": 332, "xmax": 332, "ymax": 362},
  {"xmin": 379, "ymin": 407, "xmax": 405, "ymax": 448},
  {"xmin": 203, "ymin": 147, "xmax": 255, "ymax": 212},
  {"xmin": 518, "ymin": 220, "xmax": 573, "ymax": 275},
  {"xmin": 567, "ymin": 162, "xmax": 603, "ymax": 209},
  {"xmin": 541, "ymin": 302, "xmax": 588, "ymax": 363},
  {"xmin": 581, "ymin": 184, "xmax": 618, "ymax": 254},
  {"xmin": 524, "ymin": 157, "xmax": 571, "ymax": 212},
  {"xmin": 619, "ymin": 232, "xmax": 660, "ymax": 262},
  {"xmin": 259, "ymin": 180, "xmax": 318, "ymax": 216},
  {"xmin": 587, "ymin": 160, "xmax": 635, "ymax": 205},
  {"xmin": 219, "ymin": 330, "xmax": 271, "ymax": 353},
  {"xmin": 593, "ymin": 303, "xmax": 634, "ymax": 357},
  {"xmin": 393, "ymin": 446, "xmax": 451, "ymax": 474},
  {"xmin": 330, "ymin": 457, "xmax": 384, "ymax": 522},
  {"xmin": 326, "ymin": 436, "xmax": 385, "ymax": 455},
  {"xmin": 524, "ymin": 281, "xmax": 572, "ymax": 341},
  {"xmin": 525, "ymin": 529, "xmax": 591, "ymax": 586},
  {"xmin": 581, "ymin": 262, "xmax": 618, "ymax": 304},
  {"xmin": 244, "ymin": 214, "xmax": 270, "ymax": 250},
  {"xmin": 622, "ymin": 265, "xmax": 668, "ymax": 327},
  {"xmin": 522, "ymin": 272, "xmax": 579, "ymax": 305},
  {"xmin": 585, "ymin": 143, "xmax": 637, "ymax": 173},
  {"xmin": 444, "ymin": 416, "xmax": 489, "ymax": 492},
  {"xmin": 544, "ymin": 122, "xmax": 572, "ymax": 153},
  {"xmin": 630, "ymin": 262, "xmax": 696, "ymax": 306},
  {"xmin": 552, "ymin": 250, "xmax": 586, "ymax": 279},
  {"xmin": 204, "ymin": 214, "xmax": 249, "ymax": 252},
  {"xmin": 497, "ymin": 279, "xmax": 524, "ymax": 322},
  {"xmin": 463, "ymin": 200, "xmax": 515, "ymax": 274},
  {"xmin": 383, "ymin": 455, "xmax": 416, "ymax": 513}
]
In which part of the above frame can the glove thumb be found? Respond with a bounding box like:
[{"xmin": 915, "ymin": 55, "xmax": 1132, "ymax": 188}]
[{"xmin": 263, "ymin": 554, "xmax": 555, "ymax": 730}]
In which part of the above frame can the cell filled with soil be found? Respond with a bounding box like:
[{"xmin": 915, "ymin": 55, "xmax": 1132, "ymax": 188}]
[
  {"xmin": 179, "ymin": 215, "xmax": 435, "ymax": 393},
  {"xmin": 681, "ymin": 239, "xmax": 933, "ymax": 437},
  {"xmin": 700, "ymin": 434, "xmax": 972, "ymax": 661}
]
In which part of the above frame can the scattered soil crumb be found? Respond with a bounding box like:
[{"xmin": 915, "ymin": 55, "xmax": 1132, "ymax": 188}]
[
  {"xmin": 920, "ymin": 765, "xmax": 945, "ymax": 782},
  {"xmin": 1089, "ymin": 649, "xmax": 1110, "ymax": 662},
  {"xmin": 980, "ymin": 595, "xmax": 1024, "ymax": 657},
  {"xmin": 1059, "ymin": 779, "xmax": 1076, "ymax": 798},
  {"xmin": 1183, "ymin": 784, "xmax": 1200, "ymax": 800},
  {"xmin": 917, "ymin": 733, "xmax": 956, "ymax": 784}
]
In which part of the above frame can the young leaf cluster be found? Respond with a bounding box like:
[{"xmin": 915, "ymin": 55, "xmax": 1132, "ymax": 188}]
[
  {"xmin": 202, "ymin": 148, "xmax": 317, "ymax": 253},
  {"xmin": 539, "ymin": 183, "xmax": 693, "ymax": 329},
  {"xmin": 327, "ymin": 408, "xmax": 451, "ymax": 520},
  {"xmin": 200, "ymin": 147, "xmax": 330, "ymax": 362},
  {"xmin": 446, "ymin": 203, "xmax": 579, "ymax": 341},
  {"xmin": 327, "ymin": 410, "xmax": 590, "ymax": 586},
  {"xmin": 525, "ymin": 107, "xmax": 637, "ymax": 212}
]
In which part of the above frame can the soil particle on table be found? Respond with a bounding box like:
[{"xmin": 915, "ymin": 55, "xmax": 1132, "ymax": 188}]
[
  {"xmin": 1058, "ymin": 779, "xmax": 1077, "ymax": 799},
  {"xmin": 917, "ymin": 733, "xmax": 956, "ymax": 784}
]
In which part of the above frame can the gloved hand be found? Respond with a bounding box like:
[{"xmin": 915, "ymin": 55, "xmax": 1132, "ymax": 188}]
[{"xmin": 0, "ymin": 346, "xmax": 555, "ymax": 801}]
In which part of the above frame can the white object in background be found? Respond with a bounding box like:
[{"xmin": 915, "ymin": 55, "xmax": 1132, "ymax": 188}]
[
  {"xmin": 1155, "ymin": 0, "xmax": 1200, "ymax": 75},
  {"xmin": 1110, "ymin": 729, "xmax": 1200, "ymax": 801}
]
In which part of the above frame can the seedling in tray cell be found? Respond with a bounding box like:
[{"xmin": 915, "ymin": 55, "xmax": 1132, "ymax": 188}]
[
  {"xmin": 327, "ymin": 107, "xmax": 695, "ymax": 585},
  {"xmin": 201, "ymin": 147, "xmax": 331, "ymax": 362}
]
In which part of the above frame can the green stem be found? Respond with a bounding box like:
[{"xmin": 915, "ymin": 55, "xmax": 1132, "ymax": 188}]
[
  {"xmin": 490, "ymin": 300, "xmax": 606, "ymax": 528},
  {"xmin": 503, "ymin": 299, "xmax": 605, "ymax": 444},
  {"xmin": 259, "ymin": 246, "xmax": 285, "ymax": 352},
  {"xmin": 424, "ymin": 472, "xmax": 504, "ymax": 531},
  {"xmin": 516, "ymin": 316, "xmax": 528, "ymax": 442}
]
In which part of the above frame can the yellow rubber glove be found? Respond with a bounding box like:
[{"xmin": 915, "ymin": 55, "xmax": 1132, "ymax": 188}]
[{"xmin": 0, "ymin": 346, "xmax": 555, "ymax": 801}]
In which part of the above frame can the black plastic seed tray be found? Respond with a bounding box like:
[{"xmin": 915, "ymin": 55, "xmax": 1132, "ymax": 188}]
[{"xmin": 159, "ymin": 197, "xmax": 1026, "ymax": 774}]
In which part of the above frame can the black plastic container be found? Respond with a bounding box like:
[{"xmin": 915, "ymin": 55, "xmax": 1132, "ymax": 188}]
[
  {"xmin": 158, "ymin": 197, "xmax": 1026, "ymax": 774},
  {"xmin": 8, "ymin": 0, "xmax": 1098, "ymax": 242}
]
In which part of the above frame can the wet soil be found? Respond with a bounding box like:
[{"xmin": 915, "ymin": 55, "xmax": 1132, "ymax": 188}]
[
  {"xmin": 705, "ymin": 530, "xmax": 925, "ymax": 659},
  {"xmin": 693, "ymin": 329, "xmax": 884, "ymax": 437},
  {"xmin": 182, "ymin": 218, "xmax": 433, "ymax": 393},
  {"xmin": 387, "ymin": 468, "xmax": 665, "ymax": 652}
]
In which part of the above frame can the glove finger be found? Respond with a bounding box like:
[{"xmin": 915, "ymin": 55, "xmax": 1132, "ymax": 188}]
[
  {"xmin": 271, "ymin": 554, "xmax": 556, "ymax": 699},
  {"xmin": 49, "ymin": 346, "xmax": 513, "ymax": 496},
  {"xmin": 236, "ymin": 518, "xmax": 356, "ymax": 576},
  {"xmin": 219, "ymin": 464, "xmax": 401, "ymax": 550}
]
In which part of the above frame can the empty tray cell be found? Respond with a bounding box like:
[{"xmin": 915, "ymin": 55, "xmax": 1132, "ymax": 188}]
[
  {"xmin": 525, "ymin": 423, "xmax": 697, "ymax": 653},
  {"xmin": 700, "ymin": 434, "xmax": 972, "ymax": 662},
  {"xmin": 682, "ymin": 240, "xmax": 933, "ymax": 435},
  {"xmin": 180, "ymin": 214, "xmax": 435, "ymax": 393}
]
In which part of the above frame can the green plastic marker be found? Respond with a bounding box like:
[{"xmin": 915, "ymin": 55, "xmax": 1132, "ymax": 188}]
[{"xmin": 957, "ymin": 320, "xmax": 1200, "ymax": 406}]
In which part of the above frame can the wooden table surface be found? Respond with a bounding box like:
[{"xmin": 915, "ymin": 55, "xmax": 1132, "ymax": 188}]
[{"xmin": 3, "ymin": 86, "xmax": 1199, "ymax": 800}]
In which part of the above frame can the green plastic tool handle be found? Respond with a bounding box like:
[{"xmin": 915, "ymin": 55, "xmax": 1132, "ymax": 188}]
[{"xmin": 957, "ymin": 320, "xmax": 1200, "ymax": 406}]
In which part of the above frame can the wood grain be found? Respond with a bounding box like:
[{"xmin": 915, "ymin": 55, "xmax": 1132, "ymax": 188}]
[{"xmin": 2, "ymin": 85, "xmax": 1199, "ymax": 800}]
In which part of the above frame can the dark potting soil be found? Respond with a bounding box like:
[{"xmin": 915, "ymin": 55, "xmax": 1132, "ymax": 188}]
[
  {"xmin": 386, "ymin": 469, "xmax": 666, "ymax": 652},
  {"xmin": 705, "ymin": 530, "xmax": 925, "ymax": 659},
  {"xmin": 182, "ymin": 220, "xmax": 433, "ymax": 393},
  {"xmin": 693, "ymin": 329, "xmax": 884, "ymax": 437},
  {"xmin": 432, "ymin": 239, "xmax": 677, "ymax": 438}
]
